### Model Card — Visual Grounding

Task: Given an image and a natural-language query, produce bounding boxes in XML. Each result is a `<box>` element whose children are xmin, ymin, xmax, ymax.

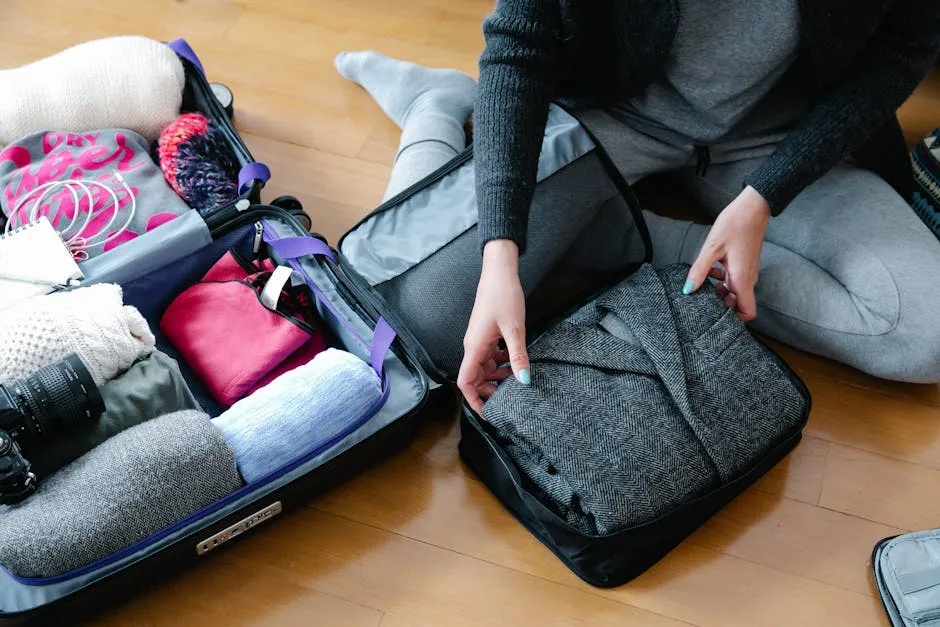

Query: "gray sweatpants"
<box><xmin>387</xmin><ymin>106</ymin><xmax>940</xmax><ymax>384</ymax></box>
<box><xmin>576</xmin><ymin>107</ymin><xmax>940</xmax><ymax>383</ymax></box>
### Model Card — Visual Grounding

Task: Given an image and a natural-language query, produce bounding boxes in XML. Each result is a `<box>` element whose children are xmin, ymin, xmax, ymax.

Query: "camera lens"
<box><xmin>9</xmin><ymin>355</ymin><xmax>105</xmax><ymax>443</ymax></box>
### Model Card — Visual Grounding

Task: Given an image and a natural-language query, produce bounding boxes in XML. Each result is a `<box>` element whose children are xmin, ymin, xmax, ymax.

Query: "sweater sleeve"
<box><xmin>745</xmin><ymin>0</ymin><xmax>940</xmax><ymax>215</ymax></box>
<box><xmin>474</xmin><ymin>0</ymin><xmax>562</xmax><ymax>253</ymax></box>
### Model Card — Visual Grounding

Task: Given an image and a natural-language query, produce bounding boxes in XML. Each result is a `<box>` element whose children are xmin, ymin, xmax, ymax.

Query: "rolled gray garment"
<box><xmin>0</xmin><ymin>410</ymin><xmax>242</xmax><ymax>578</ymax></box>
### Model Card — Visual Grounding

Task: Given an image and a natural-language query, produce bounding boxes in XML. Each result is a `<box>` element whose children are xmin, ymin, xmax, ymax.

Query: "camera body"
<box><xmin>0</xmin><ymin>354</ymin><xmax>104</xmax><ymax>504</ymax></box>
<box><xmin>0</xmin><ymin>425</ymin><xmax>36</xmax><ymax>504</ymax></box>
<box><xmin>0</xmin><ymin>383</ymin><xmax>43</xmax><ymax>442</ymax></box>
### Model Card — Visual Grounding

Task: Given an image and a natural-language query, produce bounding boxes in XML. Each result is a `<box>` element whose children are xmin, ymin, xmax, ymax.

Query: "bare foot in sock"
<box><xmin>335</xmin><ymin>51</ymin><xmax>476</xmax><ymax>129</ymax></box>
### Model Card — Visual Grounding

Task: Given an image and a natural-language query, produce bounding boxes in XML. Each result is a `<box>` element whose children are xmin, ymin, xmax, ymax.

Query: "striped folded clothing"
<box><xmin>911</xmin><ymin>127</ymin><xmax>940</xmax><ymax>238</ymax></box>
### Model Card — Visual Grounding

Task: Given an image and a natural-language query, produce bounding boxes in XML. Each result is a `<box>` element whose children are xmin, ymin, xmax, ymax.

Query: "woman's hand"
<box><xmin>457</xmin><ymin>239</ymin><xmax>530</xmax><ymax>414</ymax></box>
<box><xmin>684</xmin><ymin>186</ymin><xmax>771</xmax><ymax>321</ymax></box>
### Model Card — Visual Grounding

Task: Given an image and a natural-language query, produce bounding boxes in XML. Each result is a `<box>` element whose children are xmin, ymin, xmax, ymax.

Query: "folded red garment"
<box><xmin>161</xmin><ymin>250</ymin><xmax>326</xmax><ymax>407</ymax></box>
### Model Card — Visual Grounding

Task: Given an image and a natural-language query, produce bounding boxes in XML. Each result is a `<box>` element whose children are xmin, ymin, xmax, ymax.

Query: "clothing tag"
<box><xmin>260</xmin><ymin>265</ymin><xmax>294</xmax><ymax>311</ymax></box>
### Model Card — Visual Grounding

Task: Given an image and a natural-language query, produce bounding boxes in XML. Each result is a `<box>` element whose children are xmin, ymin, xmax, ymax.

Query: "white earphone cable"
<box><xmin>4</xmin><ymin>173</ymin><xmax>136</xmax><ymax>254</ymax></box>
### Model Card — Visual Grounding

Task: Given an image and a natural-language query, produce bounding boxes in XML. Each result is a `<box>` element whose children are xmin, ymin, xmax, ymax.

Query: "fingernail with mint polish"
<box><xmin>518</xmin><ymin>369</ymin><xmax>531</xmax><ymax>385</ymax></box>
<box><xmin>682</xmin><ymin>279</ymin><xmax>695</xmax><ymax>295</ymax></box>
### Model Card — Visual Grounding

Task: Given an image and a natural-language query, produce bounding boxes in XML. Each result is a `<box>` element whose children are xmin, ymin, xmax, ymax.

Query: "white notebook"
<box><xmin>0</xmin><ymin>217</ymin><xmax>84</xmax><ymax>312</ymax></box>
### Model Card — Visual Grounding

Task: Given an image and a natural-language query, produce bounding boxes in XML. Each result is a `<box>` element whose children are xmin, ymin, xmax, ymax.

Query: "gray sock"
<box><xmin>334</xmin><ymin>51</ymin><xmax>476</xmax><ymax>199</ymax></box>
<box><xmin>334</xmin><ymin>50</ymin><xmax>476</xmax><ymax>129</ymax></box>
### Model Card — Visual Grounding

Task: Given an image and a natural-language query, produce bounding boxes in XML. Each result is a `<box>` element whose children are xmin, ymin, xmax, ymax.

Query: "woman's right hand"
<box><xmin>457</xmin><ymin>239</ymin><xmax>531</xmax><ymax>414</ymax></box>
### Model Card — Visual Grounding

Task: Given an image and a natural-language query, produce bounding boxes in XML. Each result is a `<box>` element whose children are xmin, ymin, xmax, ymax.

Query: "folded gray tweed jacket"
<box><xmin>482</xmin><ymin>264</ymin><xmax>808</xmax><ymax>536</ymax></box>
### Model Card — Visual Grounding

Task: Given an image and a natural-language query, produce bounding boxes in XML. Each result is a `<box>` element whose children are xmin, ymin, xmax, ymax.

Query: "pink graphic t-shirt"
<box><xmin>0</xmin><ymin>129</ymin><xmax>191</xmax><ymax>258</ymax></box>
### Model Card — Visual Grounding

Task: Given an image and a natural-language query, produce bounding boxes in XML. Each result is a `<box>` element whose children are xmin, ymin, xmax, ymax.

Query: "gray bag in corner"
<box><xmin>874</xmin><ymin>530</ymin><xmax>940</xmax><ymax>626</ymax></box>
<box><xmin>338</xmin><ymin>104</ymin><xmax>651</xmax><ymax>380</ymax></box>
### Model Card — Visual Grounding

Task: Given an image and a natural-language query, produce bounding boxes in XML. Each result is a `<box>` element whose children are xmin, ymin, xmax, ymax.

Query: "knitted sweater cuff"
<box><xmin>743</xmin><ymin>158</ymin><xmax>807</xmax><ymax>217</ymax></box>
<box><xmin>478</xmin><ymin>184</ymin><xmax>531</xmax><ymax>254</ymax></box>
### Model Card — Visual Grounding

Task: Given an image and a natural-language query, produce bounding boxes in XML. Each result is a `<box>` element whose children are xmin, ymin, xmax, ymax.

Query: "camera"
<box><xmin>0</xmin><ymin>354</ymin><xmax>105</xmax><ymax>504</ymax></box>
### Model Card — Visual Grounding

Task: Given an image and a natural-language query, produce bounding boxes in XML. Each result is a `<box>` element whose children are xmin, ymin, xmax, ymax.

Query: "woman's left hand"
<box><xmin>683</xmin><ymin>185</ymin><xmax>771</xmax><ymax>322</ymax></box>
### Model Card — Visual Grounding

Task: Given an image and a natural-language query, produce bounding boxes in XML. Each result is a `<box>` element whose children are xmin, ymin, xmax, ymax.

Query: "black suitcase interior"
<box><xmin>0</xmin><ymin>40</ymin><xmax>433</xmax><ymax>624</ymax></box>
<box><xmin>0</xmin><ymin>41</ymin><xmax>811</xmax><ymax>623</ymax></box>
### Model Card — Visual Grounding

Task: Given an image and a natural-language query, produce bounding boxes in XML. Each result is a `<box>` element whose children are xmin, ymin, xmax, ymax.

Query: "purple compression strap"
<box><xmin>370</xmin><ymin>317</ymin><xmax>397</xmax><ymax>376</ymax></box>
<box><xmin>167</xmin><ymin>38</ymin><xmax>205</xmax><ymax>76</ymax></box>
<box><xmin>262</xmin><ymin>224</ymin><xmax>395</xmax><ymax>377</ymax></box>
<box><xmin>238</xmin><ymin>162</ymin><xmax>271</xmax><ymax>195</ymax></box>
<box><xmin>267</xmin><ymin>236</ymin><xmax>336</xmax><ymax>263</ymax></box>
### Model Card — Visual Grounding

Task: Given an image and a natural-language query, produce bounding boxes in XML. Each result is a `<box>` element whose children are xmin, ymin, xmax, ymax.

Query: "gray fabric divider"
<box><xmin>341</xmin><ymin>105</ymin><xmax>595</xmax><ymax>287</ymax></box>
<box><xmin>0</xmin><ymin>216</ymin><xmax>427</xmax><ymax>613</ymax></box>
<box><xmin>79</xmin><ymin>210</ymin><xmax>212</xmax><ymax>286</ymax></box>
<box><xmin>878</xmin><ymin>529</ymin><xmax>940</xmax><ymax>626</ymax></box>
<box><xmin>374</xmin><ymin>152</ymin><xmax>639</xmax><ymax>379</ymax></box>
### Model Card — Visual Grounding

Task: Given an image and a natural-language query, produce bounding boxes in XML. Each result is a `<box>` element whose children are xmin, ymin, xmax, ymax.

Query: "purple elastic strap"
<box><xmin>370</xmin><ymin>317</ymin><xmax>397</xmax><ymax>376</ymax></box>
<box><xmin>261</xmin><ymin>224</ymin><xmax>396</xmax><ymax>377</ymax></box>
<box><xmin>267</xmin><ymin>236</ymin><xmax>336</xmax><ymax>263</ymax></box>
<box><xmin>167</xmin><ymin>38</ymin><xmax>205</xmax><ymax>76</ymax></box>
<box><xmin>238</xmin><ymin>162</ymin><xmax>272</xmax><ymax>195</ymax></box>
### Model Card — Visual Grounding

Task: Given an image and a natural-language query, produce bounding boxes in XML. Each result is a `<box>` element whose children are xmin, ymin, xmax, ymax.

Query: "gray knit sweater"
<box><xmin>475</xmin><ymin>0</ymin><xmax>940</xmax><ymax>252</ymax></box>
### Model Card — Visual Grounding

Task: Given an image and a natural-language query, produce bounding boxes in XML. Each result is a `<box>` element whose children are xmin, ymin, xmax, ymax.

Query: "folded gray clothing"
<box><xmin>482</xmin><ymin>264</ymin><xmax>808</xmax><ymax>536</ymax></box>
<box><xmin>0</xmin><ymin>410</ymin><xmax>241</xmax><ymax>578</ymax></box>
<box><xmin>23</xmin><ymin>350</ymin><xmax>202</xmax><ymax>479</ymax></box>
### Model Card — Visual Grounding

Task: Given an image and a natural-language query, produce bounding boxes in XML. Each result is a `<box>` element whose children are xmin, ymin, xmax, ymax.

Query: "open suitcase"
<box><xmin>0</xmin><ymin>41</ymin><xmax>810</xmax><ymax>622</ymax></box>
<box><xmin>0</xmin><ymin>41</ymin><xmax>434</xmax><ymax>624</ymax></box>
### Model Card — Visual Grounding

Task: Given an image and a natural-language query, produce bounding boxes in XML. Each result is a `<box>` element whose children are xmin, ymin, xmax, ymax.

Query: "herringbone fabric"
<box><xmin>482</xmin><ymin>264</ymin><xmax>808</xmax><ymax>535</ymax></box>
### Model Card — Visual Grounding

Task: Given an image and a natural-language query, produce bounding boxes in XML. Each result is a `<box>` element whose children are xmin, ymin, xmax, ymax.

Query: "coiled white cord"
<box><xmin>4</xmin><ymin>171</ymin><xmax>137</xmax><ymax>259</ymax></box>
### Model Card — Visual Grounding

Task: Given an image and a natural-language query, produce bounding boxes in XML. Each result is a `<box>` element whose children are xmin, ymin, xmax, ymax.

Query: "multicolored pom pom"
<box><xmin>158</xmin><ymin>113</ymin><xmax>239</xmax><ymax>215</ymax></box>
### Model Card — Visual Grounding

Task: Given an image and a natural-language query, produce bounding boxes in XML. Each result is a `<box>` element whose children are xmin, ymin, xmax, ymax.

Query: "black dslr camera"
<box><xmin>0</xmin><ymin>354</ymin><xmax>104</xmax><ymax>504</ymax></box>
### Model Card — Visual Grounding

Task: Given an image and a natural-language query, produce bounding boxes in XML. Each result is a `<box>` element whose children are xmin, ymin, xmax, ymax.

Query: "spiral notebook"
<box><xmin>0</xmin><ymin>217</ymin><xmax>84</xmax><ymax>312</ymax></box>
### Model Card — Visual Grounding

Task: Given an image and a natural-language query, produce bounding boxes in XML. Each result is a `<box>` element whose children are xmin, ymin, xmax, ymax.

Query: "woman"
<box><xmin>337</xmin><ymin>0</ymin><xmax>940</xmax><ymax>412</ymax></box>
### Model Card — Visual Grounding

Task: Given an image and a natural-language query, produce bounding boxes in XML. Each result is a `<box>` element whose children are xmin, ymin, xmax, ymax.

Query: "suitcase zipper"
<box><xmin>176</xmin><ymin>54</ymin><xmax>261</xmax><ymax>223</ymax></box>
<box><xmin>252</xmin><ymin>222</ymin><xmax>264</xmax><ymax>253</ymax></box>
<box><xmin>338</xmin><ymin>147</ymin><xmax>474</xmax><ymax>245</ymax></box>
<box><xmin>334</xmin><ymin>252</ymin><xmax>447</xmax><ymax>382</ymax></box>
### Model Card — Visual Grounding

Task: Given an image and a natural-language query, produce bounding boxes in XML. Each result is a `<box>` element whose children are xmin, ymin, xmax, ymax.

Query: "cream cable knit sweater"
<box><xmin>0</xmin><ymin>36</ymin><xmax>184</xmax><ymax>144</ymax></box>
<box><xmin>0</xmin><ymin>284</ymin><xmax>155</xmax><ymax>385</ymax></box>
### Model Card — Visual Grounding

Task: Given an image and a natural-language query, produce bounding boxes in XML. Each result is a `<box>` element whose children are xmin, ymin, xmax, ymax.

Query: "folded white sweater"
<box><xmin>0</xmin><ymin>36</ymin><xmax>184</xmax><ymax>143</ymax></box>
<box><xmin>0</xmin><ymin>283</ymin><xmax>155</xmax><ymax>385</ymax></box>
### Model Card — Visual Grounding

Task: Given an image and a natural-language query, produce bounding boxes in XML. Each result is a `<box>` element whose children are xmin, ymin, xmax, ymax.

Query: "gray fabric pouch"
<box><xmin>874</xmin><ymin>530</ymin><xmax>940</xmax><ymax>626</ymax></box>
<box><xmin>482</xmin><ymin>264</ymin><xmax>809</xmax><ymax>535</ymax></box>
<box><xmin>23</xmin><ymin>350</ymin><xmax>202</xmax><ymax>479</ymax></box>
<box><xmin>339</xmin><ymin>105</ymin><xmax>649</xmax><ymax>379</ymax></box>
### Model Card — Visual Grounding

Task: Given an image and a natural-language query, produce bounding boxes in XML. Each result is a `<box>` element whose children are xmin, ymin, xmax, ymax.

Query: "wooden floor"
<box><xmin>2</xmin><ymin>1</ymin><xmax>939</xmax><ymax>625</ymax></box>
